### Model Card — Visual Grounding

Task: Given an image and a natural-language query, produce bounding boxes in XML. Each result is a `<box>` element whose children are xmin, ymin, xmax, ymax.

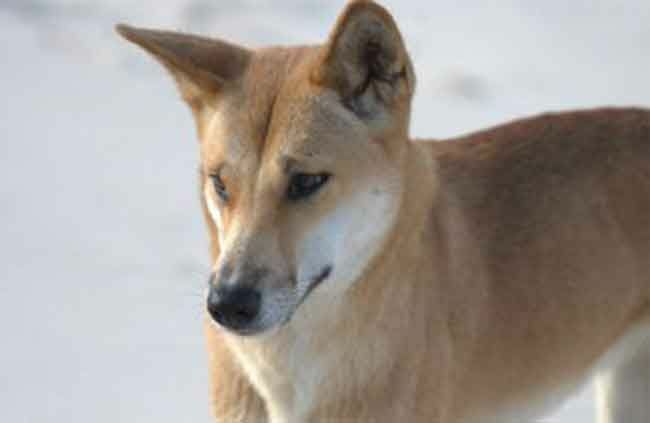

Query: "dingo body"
<box><xmin>118</xmin><ymin>1</ymin><xmax>649</xmax><ymax>421</ymax></box>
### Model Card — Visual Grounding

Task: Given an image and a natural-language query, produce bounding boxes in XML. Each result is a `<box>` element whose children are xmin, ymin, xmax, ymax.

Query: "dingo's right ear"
<box><xmin>115</xmin><ymin>25</ymin><xmax>251</xmax><ymax>114</ymax></box>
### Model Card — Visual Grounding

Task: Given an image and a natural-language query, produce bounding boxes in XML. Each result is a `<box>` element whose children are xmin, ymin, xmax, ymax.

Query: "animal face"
<box><xmin>200</xmin><ymin>79</ymin><xmax>403</xmax><ymax>334</ymax></box>
<box><xmin>117</xmin><ymin>1</ymin><xmax>415</xmax><ymax>335</ymax></box>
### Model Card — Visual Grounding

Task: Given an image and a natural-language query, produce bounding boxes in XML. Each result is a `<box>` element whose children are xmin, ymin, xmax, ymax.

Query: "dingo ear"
<box><xmin>115</xmin><ymin>25</ymin><xmax>251</xmax><ymax>113</ymax></box>
<box><xmin>313</xmin><ymin>0</ymin><xmax>415</xmax><ymax>120</ymax></box>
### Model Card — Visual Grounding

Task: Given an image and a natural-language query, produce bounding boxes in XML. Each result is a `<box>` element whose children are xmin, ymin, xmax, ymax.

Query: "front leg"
<box><xmin>204</xmin><ymin>319</ymin><xmax>267</xmax><ymax>423</ymax></box>
<box><xmin>596</xmin><ymin>339</ymin><xmax>650</xmax><ymax>423</ymax></box>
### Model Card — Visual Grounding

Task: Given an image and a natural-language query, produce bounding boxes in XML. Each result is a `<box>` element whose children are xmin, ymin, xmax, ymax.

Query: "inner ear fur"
<box><xmin>116</xmin><ymin>24</ymin><xmax>251</xmax><ymax>112</ymax></box>
<box><xmin>312</xmin><ymin>0</ymin><xmax>415</xmax><ymax>118</ymax></box>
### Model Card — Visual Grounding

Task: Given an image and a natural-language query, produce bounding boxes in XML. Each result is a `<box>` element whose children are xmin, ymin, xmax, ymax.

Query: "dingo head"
<box><xmin>117</xmin><ymin>1</ymin><xmax>415</xmax><ymax>335</ymax></box>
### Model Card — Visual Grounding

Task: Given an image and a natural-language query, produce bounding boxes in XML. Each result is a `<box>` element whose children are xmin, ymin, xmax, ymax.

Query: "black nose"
<box><xmin>207</xmin><ymin>285</ymin><xmax>261</xmax><ymax>331</ymax></box>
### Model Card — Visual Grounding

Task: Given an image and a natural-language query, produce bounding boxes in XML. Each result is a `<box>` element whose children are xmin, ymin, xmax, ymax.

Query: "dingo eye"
<box><xmin>210</xmin><ymin>174</ymin><xmax>229</xmax><ymax>202</ymax></box>
<box><xmin>288</xmin><ymin>173</ymin><xmax>330</xmax><ymax>201</ymax></box>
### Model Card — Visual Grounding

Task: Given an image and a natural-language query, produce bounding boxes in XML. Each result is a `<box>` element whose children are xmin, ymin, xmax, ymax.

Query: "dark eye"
<box><xmin>210</xmin><ymin>174</ymin><xmax>229</xmax><ymax>202</ymax></box>
<box><xmin>288</xmin><ymin>173</ymin><xmax>330</xmax><ymax>201</ymax></box>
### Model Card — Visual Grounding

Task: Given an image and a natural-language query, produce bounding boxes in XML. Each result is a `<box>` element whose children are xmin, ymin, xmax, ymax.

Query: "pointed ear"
<box><xmin>115</xmin><ymin>24</ymin><xmax>251</xmax><ymax>113</ymax></box>
<box><xmin>312</xmin><ymin>0</ymin><xmax>415</xmax><ymax>119</ymax></box>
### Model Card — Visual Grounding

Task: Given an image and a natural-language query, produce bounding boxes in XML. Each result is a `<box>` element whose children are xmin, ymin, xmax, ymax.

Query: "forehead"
<box><xmin>200</xmin><ymin>46</ymin><xmax>367</xmax><ymax>169</ymax></box>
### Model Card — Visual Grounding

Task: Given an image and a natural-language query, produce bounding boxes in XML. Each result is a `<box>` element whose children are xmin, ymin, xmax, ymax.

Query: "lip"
<box><xmin>278</xmin><ymin>265</ymin><xmax>333</xmax><ymax>328</ymax></box>
<box><xmin>297</xmin><ymin>265</ymin><xmax>333</xmax><ymax>305</ymax></box>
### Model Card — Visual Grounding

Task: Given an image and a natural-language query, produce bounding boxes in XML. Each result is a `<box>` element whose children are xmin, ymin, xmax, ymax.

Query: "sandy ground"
<box><xmin>1</xmin><ymin>1</ymin><xmax>649</xmax><ymax>422</ymax></box>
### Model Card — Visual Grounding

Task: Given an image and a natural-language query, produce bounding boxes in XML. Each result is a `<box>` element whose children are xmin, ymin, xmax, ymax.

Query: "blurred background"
<box><xmin>1</xmin><ymin>1</ymin><xmax>649</xmax><ymax>422</ymax></box>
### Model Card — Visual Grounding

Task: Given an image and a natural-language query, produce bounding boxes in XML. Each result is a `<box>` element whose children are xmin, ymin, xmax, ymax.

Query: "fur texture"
<box><xmin>117</xmin><ymin>1</ymin><xmax>650</xmax><ymax>421</ymax></box>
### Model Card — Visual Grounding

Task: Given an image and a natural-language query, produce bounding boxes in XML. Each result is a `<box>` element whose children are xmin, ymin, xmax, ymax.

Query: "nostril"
<box><xmin>234</xmin><ymin>289</ymin><xmax>260</xmax><ymax>313</ymax></box>
<box><xmin>234</xmin><ymin>308</ymin><xmax>254</xmax><ymax>322</ymax></box>
<box><xmin>206</xmin><ymin>286</ymin><xmax>261</xmax><ymax>331</ymax></box>
<box><xmin>206</xmin><ymin>288</ymin><xmax>224</xmax><ymax>323</ymax></box>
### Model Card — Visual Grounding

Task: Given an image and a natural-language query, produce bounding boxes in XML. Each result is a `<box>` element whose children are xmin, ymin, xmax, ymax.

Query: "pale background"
<box><xmin>2</xmin><ymin>1</ymin><xmax>649</xmax><ymax>422</ymax></box>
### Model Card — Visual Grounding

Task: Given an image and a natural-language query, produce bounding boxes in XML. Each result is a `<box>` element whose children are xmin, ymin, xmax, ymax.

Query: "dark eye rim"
<box><xmin>287</xmin><ymin>172</ymin><xmax>331</xmax><ymax>201</ymax></box>
<box><xmin>209</xmin><ymin>174</ymin><xmax>229</xmax><ymax>202</ymax></box>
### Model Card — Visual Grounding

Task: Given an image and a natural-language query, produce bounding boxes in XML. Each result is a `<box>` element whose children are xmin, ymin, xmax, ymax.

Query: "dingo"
<box><xmin>117</xmin><ymin>1</ymin><xmax>649</xmax><ymax>421</ymax></box>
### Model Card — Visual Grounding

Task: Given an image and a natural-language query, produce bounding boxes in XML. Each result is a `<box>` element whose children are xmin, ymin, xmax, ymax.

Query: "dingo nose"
<box><xmin>207</xmin><ymin>285</ymin><xmax>261</xmax><ymax>331</ymax></box>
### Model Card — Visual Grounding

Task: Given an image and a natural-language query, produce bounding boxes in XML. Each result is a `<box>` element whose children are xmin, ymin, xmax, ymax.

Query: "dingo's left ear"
<box><xmin>116</xmin><ymin>25</ymin><xmax>250</xmax><ymax>115</ymax></box>
<box><xmin>313</xmin><ymin>0</ymin><xmax>415</xmax><ymax>120</ymax></box>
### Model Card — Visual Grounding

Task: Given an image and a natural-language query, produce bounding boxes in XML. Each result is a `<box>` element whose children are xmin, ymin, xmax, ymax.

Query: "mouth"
<box><xmin>296</xmin><ymin>265</ymin><xmax>333</xmax><ymax>307</ymax></box>
<box><xmin>212</xmin><ymin>266</ymin><xmax>333</xmax><ymax>337</ymax></box>
<box><xmin>277</xmin><ymin>265</ymin><xmax>333</xmax><ymax>328</ymax></box>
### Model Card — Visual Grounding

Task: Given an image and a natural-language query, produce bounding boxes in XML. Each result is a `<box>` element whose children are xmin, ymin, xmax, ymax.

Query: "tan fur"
<box><xmin>117</xmin><ymin>1</ymin><xmax>650</xmax><ymax>421</ymax></box>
